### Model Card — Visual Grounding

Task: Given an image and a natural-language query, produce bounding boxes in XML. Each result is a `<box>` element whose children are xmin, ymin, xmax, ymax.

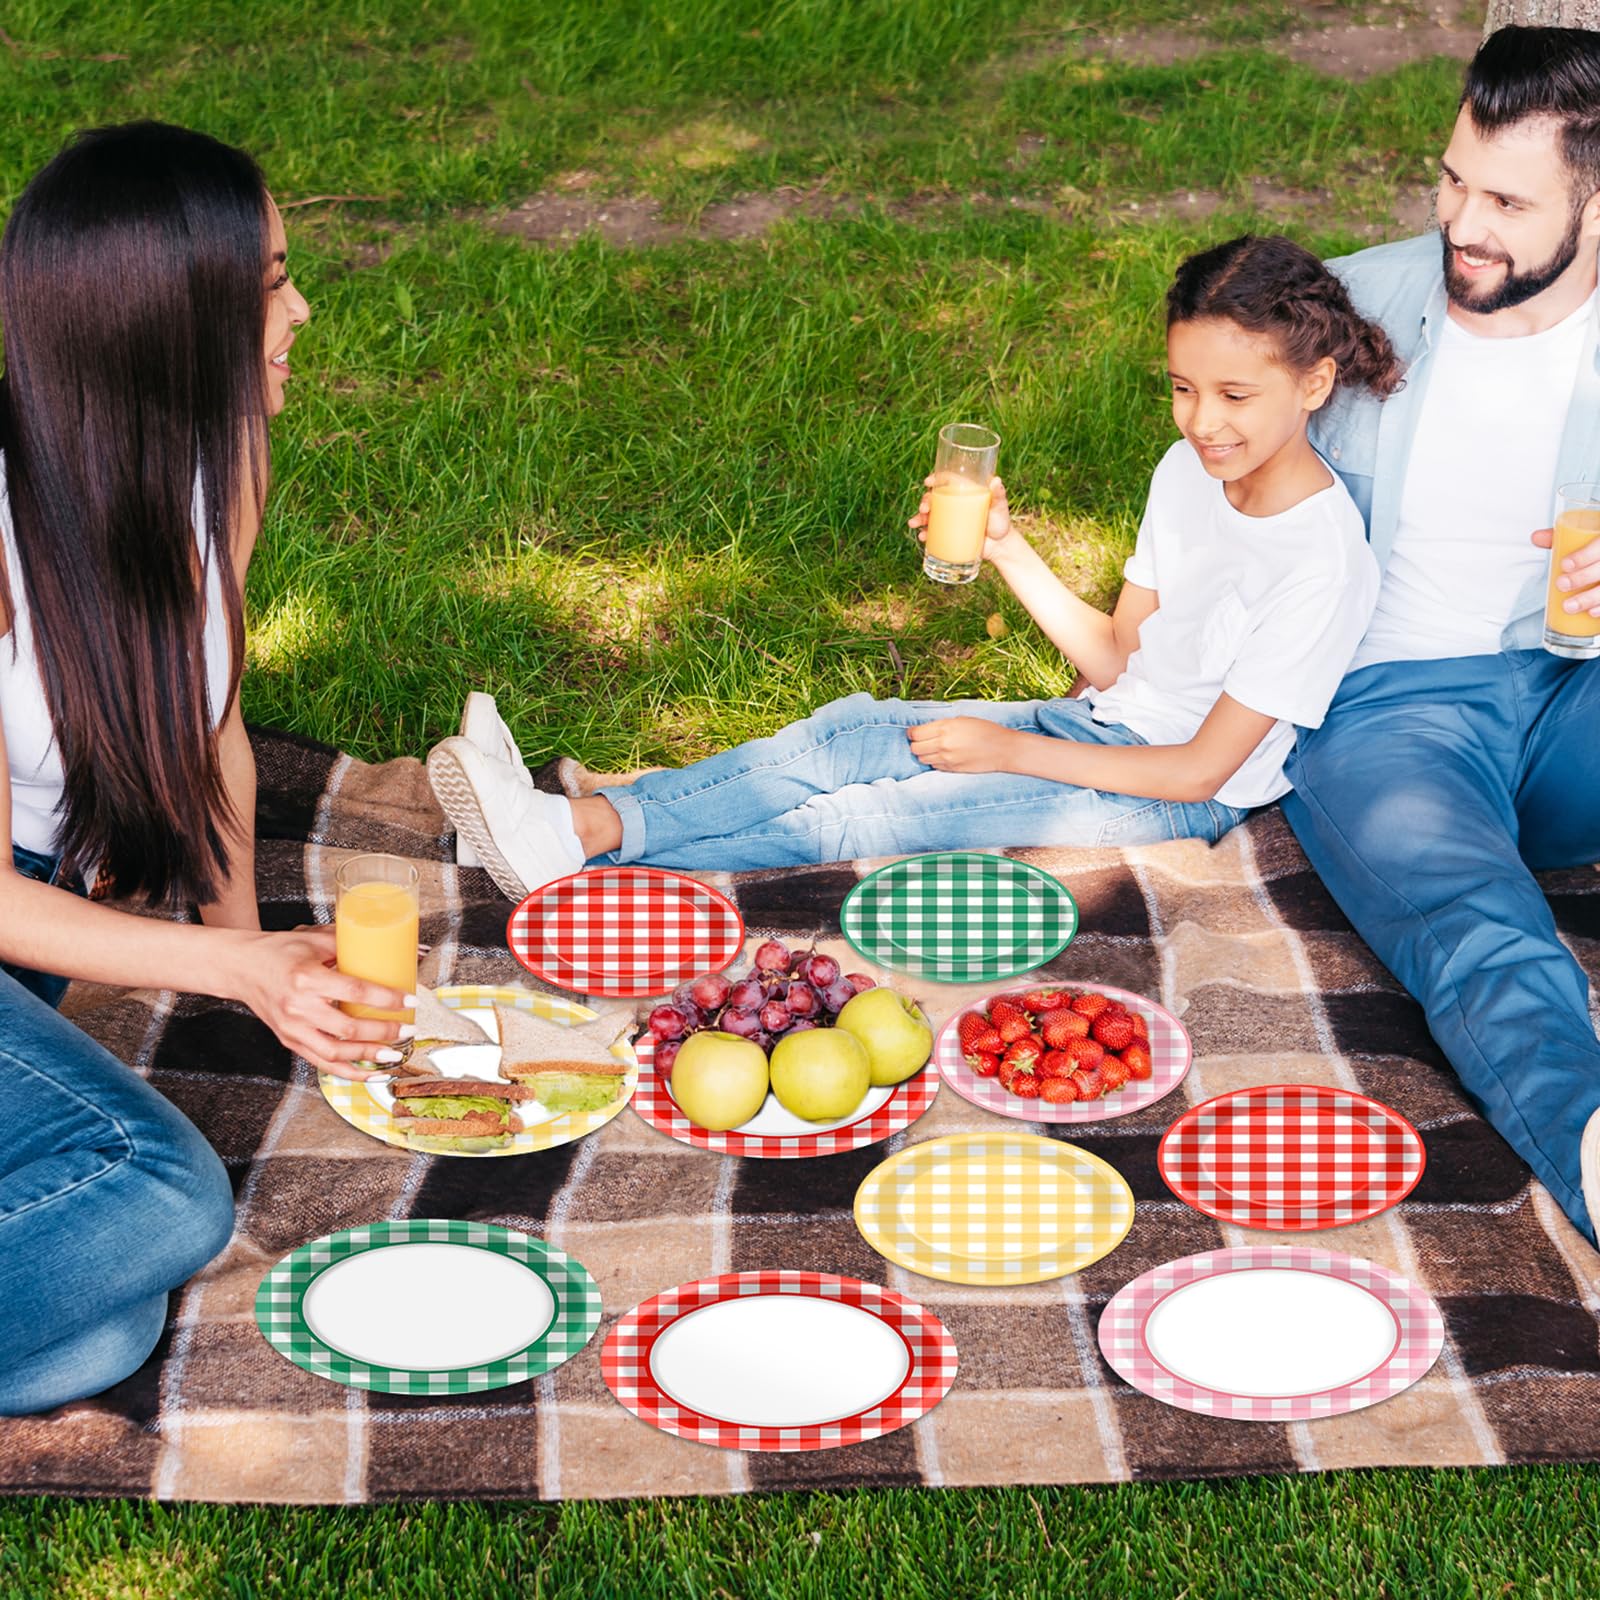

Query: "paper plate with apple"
<box><xmin>631</xmin><ymin>984</ymin><xmax>939</xmax><ymax>1159</ymax></box>
<box><xmin>934</xmin><ymin>981</ymin><xmax>1191</xmax><ymax>1124</ymax></box>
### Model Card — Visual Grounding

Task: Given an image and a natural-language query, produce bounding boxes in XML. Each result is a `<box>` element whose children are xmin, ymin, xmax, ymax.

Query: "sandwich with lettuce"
<box><xmin>494</xmin><ymin>1005</ymin><xmax>631</xmax><ymax>1115</ymax></box>
<box><xmin>390</xmin><ymin>1076</ymin><xmax>537</xmax><ymax>1153</ymax></box>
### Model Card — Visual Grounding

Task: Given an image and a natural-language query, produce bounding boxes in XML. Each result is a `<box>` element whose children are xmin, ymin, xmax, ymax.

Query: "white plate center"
<box><xmin>1144</xmin><ymin>1268</ymin><xmax>1399</xmax><ymax>1397</ymax></box>
<box><xmin>649</xmin><ymin>1294</ymin><xmax>911</xmax><ymax>1427</ymax></box>
<box><xmin>301</xmin><ymin>1243</ymin><xmax>556</xmax><ymax>1369</ymax></box>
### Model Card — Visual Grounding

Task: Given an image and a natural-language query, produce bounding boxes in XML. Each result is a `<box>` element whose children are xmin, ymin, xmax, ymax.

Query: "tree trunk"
<box><xmin>1483</xmin><ymin>1</ymin><xmax>1600</xmax><ymax>34</ymax></box>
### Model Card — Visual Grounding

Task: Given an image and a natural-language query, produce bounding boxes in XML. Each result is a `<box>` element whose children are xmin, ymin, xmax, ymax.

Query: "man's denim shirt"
<box><xmin>1310</xmin><ymin>230</ymin><xmax>1600</xmax><ymax>652</ymax></box>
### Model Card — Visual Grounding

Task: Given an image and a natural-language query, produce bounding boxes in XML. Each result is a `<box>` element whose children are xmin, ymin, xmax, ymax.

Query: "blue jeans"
<box><xmin>1283</xmin><ymin>651</ymin><xmax>1600</xmax><ymax>1242</ymax></box>
<box><xmin>0</xmin><ymin>860</ymin><xmax>234</xmax><ymax>1414</ymax></box>
<box><xmin>600</xmin><ymin>693</ymin><xmax>1250</xmax><ymax>871</ymax></box>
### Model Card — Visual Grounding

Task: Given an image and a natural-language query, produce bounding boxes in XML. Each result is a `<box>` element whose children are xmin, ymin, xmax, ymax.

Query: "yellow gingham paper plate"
<box><xmin>853</xmin><ymin>1132</ymin><xmax>1135</xmax><ymax>1285</ymax></box>
<box><xmin>318</xmin><ymin>985</ymin><xmax>637</xmax><ymax>1158</ymax></box>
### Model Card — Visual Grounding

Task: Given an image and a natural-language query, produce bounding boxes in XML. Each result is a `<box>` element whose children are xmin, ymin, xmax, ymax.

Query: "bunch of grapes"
<box><xmin>644</xmin><ymin>940</ymin><xmax>877</xmax><ymax>1074</ymax></box>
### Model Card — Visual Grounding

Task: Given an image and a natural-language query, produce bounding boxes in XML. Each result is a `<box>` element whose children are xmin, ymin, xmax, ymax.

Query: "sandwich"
<box><xmin>390</xmin><ymin>1076</ymin><xmax>538</xmax><ymax>1153</ymax></box>
<box><xmin>494</xmin><ymin>1005</ymin><xmax>631</xmax><ymax>1115</ymax></box>
<box><xmin>410</xmin><ymin>987</ymin><xmax>494</xmax><ymax>1049</ymax></box>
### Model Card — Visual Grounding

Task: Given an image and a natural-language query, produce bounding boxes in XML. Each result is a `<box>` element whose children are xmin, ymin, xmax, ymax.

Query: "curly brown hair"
<box><xmin>1166</xmin><ymin>234</ymin><xmax>1405</xmax><ymax>400</ymax></box>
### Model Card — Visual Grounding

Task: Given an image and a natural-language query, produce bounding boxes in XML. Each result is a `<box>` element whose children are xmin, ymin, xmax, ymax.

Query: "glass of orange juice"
<box><xmin>335</xmin><ymin>854</ymin><xmax>419</xmax><ymax>1027</ymax></box>
<box><xmin>1546</xmin><ymin>483</ymin><xmax>1600</xmax><ymax>660</ymax></box>
<box><xmin>922</xmin><ymin>423</ymin><xmax>1000</xmax><ymax>584</ymax></box>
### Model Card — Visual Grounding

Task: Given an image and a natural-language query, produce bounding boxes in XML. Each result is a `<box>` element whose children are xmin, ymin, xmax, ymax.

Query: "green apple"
<box><xmin>835</xmin><ymin>987</ymin><xmax>934</xmax><ymax>1086</ymax></box>
<box><xmin>670</xmin><ymin>1031</ymin><xmax>770</xmax><ymax>1131</ymax></box>
<box><xmin>769</xmin><ymin>1027</ymin><xmax>871</xmax><ymax>1122</ymax></box>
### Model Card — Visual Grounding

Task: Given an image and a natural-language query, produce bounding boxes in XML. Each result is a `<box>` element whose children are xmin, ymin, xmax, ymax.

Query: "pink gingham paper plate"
<box><xmin>1097</xmin><ymin>1246</ymin><xmax>1445</xmax><ymax>1422</ymax></box>
<box><xmin>507</xmin><ymin>867</ymin><xmax>743</xmax><ymax>998</ymax></box>
<box><xmin>601</xmin><ymin>1270</ymin><xmax>958</xmax><ymax>1452</ymax></box>
<box><xmin>631</xmin><ymin>1034</ymin><xmax>937</xmax><ymax>1158</ymax></box>
<box><xmin>1158</xmin><ymin>1085</ymin><xmax>1426</xmax><ymax>1230</ymax></box>
<box><xmin>935</xmin><ymin>982</ymin><xmax>1190</xmax><ymax>1123</ymax></box>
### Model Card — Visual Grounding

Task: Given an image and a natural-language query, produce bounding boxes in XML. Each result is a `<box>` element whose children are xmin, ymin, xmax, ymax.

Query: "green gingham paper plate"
<box><xmin>254</xmin><ymin>1220</ymin><xmax>601</xmax><ymax>1394</ymax></box>
<box><xmin>840</xmin><ymin>852</ymin><xmax>1078</xmax><ymax>984</ymax></box>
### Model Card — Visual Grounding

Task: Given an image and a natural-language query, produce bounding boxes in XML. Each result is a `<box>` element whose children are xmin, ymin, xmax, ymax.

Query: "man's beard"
<box><xmin>1440</xmin><ymin>206</ymin><xmax>1586</xmax><ymax>313</ymax></box>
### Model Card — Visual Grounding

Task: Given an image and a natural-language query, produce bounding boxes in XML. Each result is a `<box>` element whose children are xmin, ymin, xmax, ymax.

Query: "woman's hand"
<box><xmin>224</xmin><ymin>926</ymin><xmax>411</xmax><ymax>1081</ymax></box>
<box><xmin>908</xmin><ymin>475</ymin><xmax>1014</xmax><ymax>561</ymax></box>
<box><xmin>908</xmin><ymin>717</ymin><xmax>1019</xmax><ymax>774</ymax></box>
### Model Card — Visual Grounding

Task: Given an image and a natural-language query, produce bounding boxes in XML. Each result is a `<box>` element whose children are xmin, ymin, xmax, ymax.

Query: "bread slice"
<box><xmin>410</xmin><ymin>987</ymin><xmax>494</xmax><ymax>1048</ymax></box>
<box><xmin>396</xmin><ymin>1112</ymin><xmax>525</xmax><ymax>1138</ymax></box>
<box><xmin>494</xmin><ymin>1005</ymin><xmax>631</xmax><ymax>1114</ymax></box>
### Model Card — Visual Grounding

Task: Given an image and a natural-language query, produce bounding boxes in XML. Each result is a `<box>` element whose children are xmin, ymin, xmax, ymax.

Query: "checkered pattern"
<box><xmin>934</xmin><ymin>982</ymin><xmax>1192</xmax><ymax>1125</ymax></box>
<box><xmin>601</xmin><ymin>1271</ymin><xmax>958</xmax><ymax>1452</ymax></box>
<box><xmin>840</xmin><ymin>852</ymin><xmax>1078</xmax><ymax>984</ymax></box>
<box><xmin>507</xmin><ymin>866</ymin><xmax>744</xmax><ymax>996</ymax></box>
<box><xmin>319</xmin><ymin>985</ymin><xmax>637</xmax><ymax>1157</ymax></box>
<box><xmin>1158</xmin><ymin>1085</ymin><xmax>1427</xmax><ymax>1230</ymax></box>
<box><xmin>1097</xmin><ymin>1247</ymin><xmax>1446</xmax><ymax>1421</ymax></box>
<box><xmin>630</xmin><ymin>1034</ymin><xmax>939</xmax><ymax>1158</ymax></box>
<box><xmin>254</xmin><ymin>1220</ymin><xmax>602</xmax><ymax>1394</ymax></box>
<box><xmin>853</xmin><ymin>1132</ymin><xmax>1135</xmax><ymax>1285</ymax></box>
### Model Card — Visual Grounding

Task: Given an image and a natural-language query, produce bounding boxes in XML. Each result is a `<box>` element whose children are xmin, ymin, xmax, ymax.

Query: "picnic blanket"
<box><xmin>5</xmin><ymin>725</ymin><xmax>1600</xmax><ymax>1503</ymax></box>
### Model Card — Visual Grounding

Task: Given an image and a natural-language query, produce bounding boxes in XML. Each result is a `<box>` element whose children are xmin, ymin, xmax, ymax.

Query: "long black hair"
<box><xmin>0</xmin><ymin>121</ymin><xmax>269</xmax><ymax>907</ymax></box>
<box><xmin>1167</xmin><ymin>234</ymin><xmax>1406</xmax><ymax>401</ymax></box>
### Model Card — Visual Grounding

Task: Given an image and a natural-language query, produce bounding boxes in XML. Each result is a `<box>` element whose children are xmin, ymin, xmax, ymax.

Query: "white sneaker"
<box><xmin>427</xmin><ymin>737</ymin><xmax>584</xmax><ymax>901</ymax></box>
<box><xmin>454</xmin><ymin>694</ymin><xmax>531</xmax><ymax>865</ymax></box>
<box><xmin>1581</xmin><ymin>1103</ymin><xmax>1600</xmax><ymax>1246</ymax></box>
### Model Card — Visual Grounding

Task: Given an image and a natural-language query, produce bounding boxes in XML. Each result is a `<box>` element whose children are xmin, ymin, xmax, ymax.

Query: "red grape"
<box><xmin>845</xmin><ymin>974</ymin><xmax>877</xmax><ymax>993</ymax></box>
<box><xmin>720</xmin><ymin>1007</ymin><xmax>762</xmax><ymax>1039</ymax></box>
<box><xmin>799</xmin><ymin>953</ymin><xmax>841</xmax><ymax>988</ymax></box>
<box><xmin>786</xmin><ymin>1018</ymin><xmax>819</xmax><ymax>1033</ymax></box>
<box><xmin>820</xmin><ymin>978</ymin><xmax>855</xmax><ymax>1013</ymax></box>
<box><xmin>753</xmin><ymin>939</ymin><xmax>792</xmax><ymax>973</ymax></box>
<box><xmin>727</xmin><ymin>977</ymin><xmax>764</xmax><ymax>1011</ymax></box>
<box><xmin>690</xmin><ymin>973</ymin><xmax>732</xmax><ymax>1011</ymax></box>
<box><xmin>784</xmin><ymin>981</ymin><xmax>819</xmax><ymax>1017</ymax></box>
<box><xmin>648</xmin><ymin>1005</ymin><xmax>689</xmax><ymax>1040</ymax></box>
<box><xmin>759</xmin><ymin>1000</ymin><xmax>791</xmax><ymax>1033</ymax></box>
<box><xmin>654</xmin><ymin>1038</ymin><xmax>682</xmax><ymax>1075</ymax></box>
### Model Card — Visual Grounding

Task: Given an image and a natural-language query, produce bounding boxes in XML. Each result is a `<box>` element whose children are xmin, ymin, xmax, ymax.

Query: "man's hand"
<box><xmin>908</xmin><ymin>718</ymin><xmax>1019</xmax><ymax>774</ymax></box>
<box><xmin>1533</xmin><ymin>525</ymin><xmax>1600</xmax><ymax>619</ymax></box>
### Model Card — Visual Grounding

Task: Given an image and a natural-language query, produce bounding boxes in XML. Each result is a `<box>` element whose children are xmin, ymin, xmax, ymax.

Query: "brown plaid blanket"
<box><xmin>5</xmin><ymin>726</ymin><xmax>1600</xmax><ymax>1503</ymax></box>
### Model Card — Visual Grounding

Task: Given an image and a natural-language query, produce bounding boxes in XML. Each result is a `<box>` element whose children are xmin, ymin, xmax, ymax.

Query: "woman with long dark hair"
<box><xmin>0</xmin><ymin>123</ymin><xmax>408</xmax><ymax>1413</ymax></box>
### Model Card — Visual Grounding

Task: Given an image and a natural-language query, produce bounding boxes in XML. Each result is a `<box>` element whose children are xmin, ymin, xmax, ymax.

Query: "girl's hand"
<box><xmin>908</xmin><ymin>475</ymin><xmax>1014</xmax><ymax>560</ymax></box>
<box><xmin>1533</xmin><ymin>525</ymin><xmax>1600</xmax><ymax>618</ymax></box>
<box><xmin>908</xmin><ymin>717</ymin><xmax>1018</xmax><ymax>774</ymax></box>
<box><xmin>226</xmin><ymin>927</ymin><xmax>412</xmax><ymax>1081</ymax></box>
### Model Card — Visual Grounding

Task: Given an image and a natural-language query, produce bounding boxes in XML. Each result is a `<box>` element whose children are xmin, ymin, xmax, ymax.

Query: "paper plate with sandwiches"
<box><xmin>318</xmin><ymin>984</ymin><xmax>638</xmax><ymax>1156</ymax></box>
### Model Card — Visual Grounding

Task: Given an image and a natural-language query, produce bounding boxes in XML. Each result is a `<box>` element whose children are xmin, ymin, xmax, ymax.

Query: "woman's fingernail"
<box><xmin>416</xmin><ymin>944</ymin><xmax>432</xmax><ymax>956</ymax></box>
<box><xmin>376</xmin><ymin>1048</ymin><xmax>404</xmax><ymax>1063</ymax></box>
<box><xmin>398</xmin><ymin>1024</ymin><xmax>417</xmax><ymax>1040</ymax></box>
<box><xmin>403</xmin><ymin>994</ymin><xmax>418</xmax><ymax>1009</ymax></box>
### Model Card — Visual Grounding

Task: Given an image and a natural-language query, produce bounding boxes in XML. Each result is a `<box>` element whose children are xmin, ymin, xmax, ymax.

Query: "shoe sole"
<box><xmin>1582</xmin><ymin>1105</ymin><xmax>1600</xmax><ymax>1244</ymax></box>
<box><xmin>427</xmin><ymin>742</ymin><xmax>529</xmax><ymax>903</ymax></box>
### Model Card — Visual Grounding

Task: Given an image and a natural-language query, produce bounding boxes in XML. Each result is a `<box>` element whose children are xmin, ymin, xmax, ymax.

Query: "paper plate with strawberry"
<box><xmin>934</xmin><ymin>982</ymin><xmax>1191</xmax><ymax>1123</ymax></box>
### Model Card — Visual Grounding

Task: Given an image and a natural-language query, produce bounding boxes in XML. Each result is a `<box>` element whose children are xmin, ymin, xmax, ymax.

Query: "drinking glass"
<box><xmin>1546</xmin><ymin>482</ymin><xmax>1600</xmax><ymax>660</ymax></box>
<box><xmin>335</xmin><ymin>854</ymin><xmax>419</xmax><ymax>1024</ymax></box>
<box><xmin>922</xmin><ymin>423</ymin><xmax>1000</xmax><ymax>584</ymax></box>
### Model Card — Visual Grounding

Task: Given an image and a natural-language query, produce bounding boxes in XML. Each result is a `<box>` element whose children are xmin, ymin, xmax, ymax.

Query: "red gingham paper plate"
<box><xmin>1098</xmin><ymin>1246</ymin><xmax>1445</xmax><ymax>1422</ymax></box>
<box><xmin>934</xmin><ymin>982</ymin><xmax>1190</xmax><ymax>1123</ymax></box>
<box><xmin>507</xmin><ymin>867</ymin><xmax>744</xmax><ymax>998</ymax></box>
<box><xmin>631</xmin><ymin>1034</ymin><xmax>937</xmax><ymax>1158</ymax></box>
<box><xmin>1158</xmin><ymin>1085</ymin><xmax>1426</xmax><ymax>1230</ymax></box>
<box><xmin>601</xmin><ymin>1271</ymin><xmax>958</xmax><ymax>1451</ymax></box>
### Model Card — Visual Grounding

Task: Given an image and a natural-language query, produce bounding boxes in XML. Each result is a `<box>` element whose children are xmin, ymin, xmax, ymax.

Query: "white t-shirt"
<box><xmin>1</xmin><ymin>457</ymin><xmax>232</xmax><ymax>858</ymax></box>
<box><xmin>1086</xmin><ymin>440</ymin><xmax>1380</xmax><ymax>808</ymax></box>
<box><xmin>1351</xmin><ymin>292</ymin><xmax>1593</xmax><ymax>671</ymax></box>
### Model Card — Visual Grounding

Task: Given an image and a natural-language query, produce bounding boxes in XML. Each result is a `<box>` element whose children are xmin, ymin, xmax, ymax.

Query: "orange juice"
<box><xmin>925</xmin><ymin>477</ymin><xmax>992</xmax><ymax>564</ymax></box>
<box><xmin>1546</xmin><ymin>508</ymin><xmax>1600</xmax><ymax>641</ymax></box>
<box><xmin>336</xmin><ymin>880</ymin><xmax>418</xmax><ymax>1022</ymax></box>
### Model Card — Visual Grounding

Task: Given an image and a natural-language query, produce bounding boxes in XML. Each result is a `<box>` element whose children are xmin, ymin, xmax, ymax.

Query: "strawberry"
<box><xmin>1042</xmin><ymin>1010</ymin><xmax>1091</xmax><ymax>1047</ymax></box>
<box><xmin>966</xmin><ymin>1024</ymin><xmax>1005</xmax><ymax>1054</ymax></box>
<box><xmin>1091</xmin><ymin>1012</ymin><xmax>1136</xmax><ymax>1052</ymax></box>
<box><xmin>1009</xmin><ymin>1070</ymin><xmax>1042</xmax><ymax>1099</ymax></box>
<box><xmin>1022</xmin><ymin>987</ymin><xmax>1068</xmax><ymax>1014</ymax></box>
<box><xmin>1037</xmin><ymin>1049</ymin><xmax>1075</xmax><ymax>1079</ymax></box>
<box><xmin>967</xmin><ymin>1049</ymin><xmax>1002</xmax><ymax>1078</ymax></box>
<box><xmin>989</xmin><ymin>997</ymin><xmax>1029</xmax><ymax>1031</ymax></box>
<box><xmin>1063</xmin><ymin>1036</ymin><xmax>1105</xmax><ymax>1071</ymax></box>
<box><xmin>1040</xmin><ymin>1076</ymin><xmax>1080</xmax><ymax>1104</ymax></box>
<box><xmin>957</xmin><ymin>1012</ymin><xmax>992</xmax><ymax>1050</ymax></box>
<box><xmin>1099</xmin><ymin>1053</ymin><xmax>1132</xmax><ymax>1092</ymax></box>
<box><xmin>1121</xmin><ymin>1041</ymin><xmax>1153</xmax><ymax>1081</ymax></box>
<box><xmin>1069</xmin><ymin>1066</ymin><xmax>1105</xmax><ymax>1101</ymax></box>
<box><xmin>997</xmin><ymin>1015</ymin><xmax>1034</xmax><ymax>1044</ymax></box>
<box><xmin>1129</xmin><ymin>1013</ymin><xmax>1149</xmax><ymax>1042</ymax></box>
<box><xmin>1070</xmin><ymin>992</ymin><xmax>1111</xmax><ymax>1020</ymax></box>
<box><xmin>1001</xmin><ymin>1037</ymin><xmax>1043</xmax><ymax>1071</ymax></box>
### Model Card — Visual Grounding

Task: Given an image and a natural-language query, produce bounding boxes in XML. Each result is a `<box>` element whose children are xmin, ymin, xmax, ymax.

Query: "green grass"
<box><xmin>12</xmin><ymin>1</ymin><xmax>1600</xmax><ymax>1594</ymax></box>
